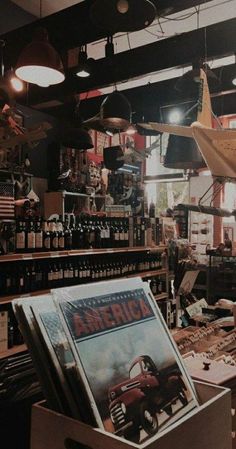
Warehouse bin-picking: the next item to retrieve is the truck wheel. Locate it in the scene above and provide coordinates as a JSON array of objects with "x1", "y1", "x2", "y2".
[
  {"x1": 140, "y1": 402, "x2": 159, "y2": 436},
  {"x1": 124, "y1": 426, "x2": 140, "y2": 443},
  {"x1": 178, "y1": 391, "x2": 188, "y2": 406}
]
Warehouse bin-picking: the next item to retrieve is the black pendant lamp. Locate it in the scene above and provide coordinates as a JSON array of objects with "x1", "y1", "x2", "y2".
[
  {"x1": 61, "y1": 126, "x2": 94, "y2": 150},
  {"x1": 175, "y1": 64, "x2": 219, "y2": 93},
  {"x1": 84, "y1": 91, "x2": 132, "y2": 134},
  {"x1": 90, "y1": 0, "x2": 157, "y2": 33},
  {"x1": 164, "y1": 134, "x2": 206, "y2": 170},
  {"x1": 103, "y1": 145, "x2": 124, "y2": 170}
]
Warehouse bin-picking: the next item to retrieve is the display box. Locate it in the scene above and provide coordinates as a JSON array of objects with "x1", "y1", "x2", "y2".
[{"x1": 31, "y1": 381, "x2": 232, "y2": 449}]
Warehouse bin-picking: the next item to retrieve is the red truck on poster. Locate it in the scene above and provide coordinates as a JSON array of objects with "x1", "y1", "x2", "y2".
[{"x1": 108, "y1": 355, "x2": 188, "y2": 442}]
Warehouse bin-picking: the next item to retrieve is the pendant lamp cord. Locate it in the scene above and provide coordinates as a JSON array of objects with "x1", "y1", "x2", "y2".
[
  {"x1": 0, "y1": 40, "x2": 5, "y2": 78},
  {"x1": 39, "y1": 0, "x2": 42, "y2": 19}
]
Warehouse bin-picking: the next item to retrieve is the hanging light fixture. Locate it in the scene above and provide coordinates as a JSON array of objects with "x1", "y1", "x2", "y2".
[
  {"x1": 61, "y1": 126, "x2": 94, "y2": 150},
  {"x1": 175, "y1": 60, "x2": 219, "y2": 93},
  {"x1": 164, "y1": 135, "x2": 206, "y2": 170},
  {"x1": 76, "y1": 46, "x2": 94, "y2": 78},
  {"x1": 90, "y1": 0, "x2": 157, "y2": 33},
  {"x1": 61, "y1": 99, "x2": 94, "y2": 150},
  {"x1": 15, "y1": 27, "x2": 65, "y2": 87},
  {"x1": 84, "y1": 90, "x2": 132, "y2": 134}
]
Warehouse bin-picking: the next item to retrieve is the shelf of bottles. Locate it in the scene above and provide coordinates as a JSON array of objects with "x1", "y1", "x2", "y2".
[
  {"x1": 13, "y1": 216, "x2": 160, "y2": 252},
  {"x1": 0, "y1": 252, "x2": 167, "y2": 303}
]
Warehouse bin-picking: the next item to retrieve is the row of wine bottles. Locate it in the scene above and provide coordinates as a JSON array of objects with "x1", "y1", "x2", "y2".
[
  {"x1": 0, "y1": 252, "x2": 166, "y2": 296},
  {"x1": 14, "y1": 216, "x2": 161, "y2": 253}
]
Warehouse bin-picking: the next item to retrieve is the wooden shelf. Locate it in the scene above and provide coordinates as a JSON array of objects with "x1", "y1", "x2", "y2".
[
  {"x1": 0, "y1": 343, "x2": 27, "y2": 360},
  {"x1": 0, "y1": 270, "x2": 167, "y2": 305},
  {"x1": 126, "y1": 268, "x2": 167, "y2": 279},
  {"x1": 0, "y1": 246, "x2": 166, "y2": 264}
]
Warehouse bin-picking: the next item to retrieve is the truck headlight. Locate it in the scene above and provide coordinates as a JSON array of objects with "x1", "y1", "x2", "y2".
[{"x1": 121, "y1": 402, "x2": 126, "y2": 414}]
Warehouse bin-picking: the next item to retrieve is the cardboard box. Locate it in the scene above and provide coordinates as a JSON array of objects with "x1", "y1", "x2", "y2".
[{"x1": 31, "y1": 382, "x2": 232, "y2": 449}]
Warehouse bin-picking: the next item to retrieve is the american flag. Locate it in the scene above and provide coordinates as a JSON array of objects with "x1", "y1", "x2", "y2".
[{"x1": 0, "y1": 183, "x2": 15, "y2": 219}]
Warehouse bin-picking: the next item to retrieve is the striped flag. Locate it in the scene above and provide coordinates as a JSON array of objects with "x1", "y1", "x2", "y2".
[{"x1": 0, "y1": 183, "x2": 15, "y2": 219}]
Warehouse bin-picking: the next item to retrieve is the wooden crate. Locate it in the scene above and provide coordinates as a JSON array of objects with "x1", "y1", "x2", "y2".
[{"x1": 31, "y1": 381, "x2": 232, "y2": 449}]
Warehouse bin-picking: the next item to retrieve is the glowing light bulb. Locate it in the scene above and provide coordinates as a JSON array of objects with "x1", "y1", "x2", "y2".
[
  {"x1": 10, "y1": 76, "x2": 24, "y2": 92},
  {"x1": 168, "y1": 109, "x2": 183, "y2": 124},
  {"x1": 117, "y1": 0, "x2": 129, "y2": 14}
]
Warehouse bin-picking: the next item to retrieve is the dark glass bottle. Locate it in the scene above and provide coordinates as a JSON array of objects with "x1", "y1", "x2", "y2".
[
  {"x1": 26, "y1": 220, "x2": 36, "y2": 253},
  {"x1": 15, "y1": 219, "x2": 26, "y2": 253},
  {"x1": 64, "y1": 217, "x2": 72, "y2": 250},
  {"x1": 43, "y1": 220, "x2": 51, "y2": 251},
  {"x1": 35, "y1": 219, "x2": 43, "y2": 251}
]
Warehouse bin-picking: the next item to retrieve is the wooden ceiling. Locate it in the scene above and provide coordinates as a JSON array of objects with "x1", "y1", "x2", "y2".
[{"x1": 1, "y1": 0, "x2": 236, "y2": 120}]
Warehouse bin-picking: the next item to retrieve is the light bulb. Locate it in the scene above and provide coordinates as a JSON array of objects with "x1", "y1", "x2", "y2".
[
  {"x1": 10, "y1": 76, "x2": 24, "y2": 92},
  {"x1": 232, "y1": 76, "x2": 236, "y2": 86},
  {"x1": 168, "y1": 109, "x2": 183, "y2": 124},
  {"x1": 76, "y1": 69, "x2": 90, "y2": 78},
  {"x1": 117, "y1": 0, "x2": 129, "y2": 13}
]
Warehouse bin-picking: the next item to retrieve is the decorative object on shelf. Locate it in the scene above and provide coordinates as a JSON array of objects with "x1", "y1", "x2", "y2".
[
  {"x1": 90, "y1": 0, "x2": 157, "y2": 33},
  {"x1": 15, "y1": 27, "x2": 65, "y2": 87}
]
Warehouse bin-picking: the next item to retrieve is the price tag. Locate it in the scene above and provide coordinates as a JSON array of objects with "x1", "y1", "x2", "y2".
[{"x1": 20, "y1": 293, "x2": 31, "y2": 298}]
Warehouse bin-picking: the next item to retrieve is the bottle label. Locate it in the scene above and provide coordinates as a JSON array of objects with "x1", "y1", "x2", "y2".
[
  {"x1": 44, "y1": 236, "x2": 51, "y2": 249},
  {"x1": 16, "y1": 232, "x2": 25, "y2": 249},
  {"x1": 58, "y1": 236, "x2": 65, "y2": 249},
  {"x1": 120, "y1": 232, "x2": 125, "y2": 240},
  {"x1": 52, "y1": 237, "x2": 59, "y2": 249},
  {"x1": 20, "y1": 277, "x2": 24, "y2": 287},
  {"x1": 115, "y1": 232, "x2": 120, "y2": 241},
  {"x1": 28, "y1": 232, "x2": 35, "y2": 249},
  {"x1": 35, "y1": 232, "x2": 43, "y2": 249},
  {"x1": 48, "y1": 272, "x2": 53, "y2": 282}
]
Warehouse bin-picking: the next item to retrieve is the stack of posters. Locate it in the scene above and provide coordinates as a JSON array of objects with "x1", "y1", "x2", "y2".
[{"x1": 13, "y1": 278, "x2": 198, "y2": 445}]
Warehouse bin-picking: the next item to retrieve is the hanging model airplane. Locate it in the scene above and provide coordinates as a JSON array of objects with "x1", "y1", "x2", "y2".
[
  {"x1": 117, "y1": 136, "x2": 160, "y2": 163},
  {"x1": 0, "y1": 103, "x2": 52, "y2": 150},
  {"x1": 138, "y1": 68, "x2": 236, "y2": 217}
]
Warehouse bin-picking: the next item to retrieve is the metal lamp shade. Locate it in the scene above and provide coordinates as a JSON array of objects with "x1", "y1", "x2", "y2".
[
  {"x1": 100, "y1": 91, "x2": 131, "y2": 129},
  {"x1": 61, "y1": 127, "x2": 94, "y2": 150},
  {"x1": 90, "y1": 0, "x2": 157, "y2": 33},
  {"x1": 84, "y1": 91, "x2": 132, "y2": 134},
  {"x1": 164, "y1": 135, "x2": 206, "y2": 170},
  {"x1": 175, "y1": 67, "x2": 219, "y2": 93},
  {"x1": 15, "y1": 28, "x2": 65, "y2": 87}
]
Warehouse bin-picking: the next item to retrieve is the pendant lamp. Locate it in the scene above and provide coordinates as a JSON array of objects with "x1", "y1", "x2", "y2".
[
  {"x1": 15, "y1": 27, "x2": 65, "y2": 87},
  {"x1": 164, "y1": 134, "x2": 206, "y2": 170},
  {"x1": 175, "y1": 64, "x2": 219, "y2": 93},
  {"x1": 90, "y1": 0, "x2": 157, "y2": 33},
  {"x1": 61, "y1": 126, "x2": 94, "y2": 150},
  {"x1": 103, "y1": 145, "x2": 124, "y2": 170},
  {"x1": 84, "y1": 90, "x2": 132, "y2": 134}
]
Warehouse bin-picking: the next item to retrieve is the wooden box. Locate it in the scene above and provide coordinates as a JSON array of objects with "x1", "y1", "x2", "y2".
[{"x1": 31, "y1": 382, "x2": 232, "y2": 449}]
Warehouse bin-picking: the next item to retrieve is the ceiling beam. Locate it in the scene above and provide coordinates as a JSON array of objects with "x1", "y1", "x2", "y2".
[
  {"x1": 1, "y1": 0, "x2": 216, "y2": 68},
  {"x1": 37, "y1": 63, "x2": 236, "y2": 121},
  {"x1": 20, "y1": 17, "x2": 236, "y2": 108}
]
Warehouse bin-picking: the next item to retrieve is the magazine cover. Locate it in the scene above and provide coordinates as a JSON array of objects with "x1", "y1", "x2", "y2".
[{"x1": 53, "y1": 278, "x2": 198, "y2": 446}]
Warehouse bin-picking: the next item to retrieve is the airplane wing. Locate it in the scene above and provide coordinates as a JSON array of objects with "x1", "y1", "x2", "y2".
[
  {"x1": 192, "y1": 125, "x2": 236, "y2": 179},
  {"x1": 0, "y1": 122, "x2": 51, "y2": 149},
  {"x1": 138, "y1": 122, "x2": 193, "y2": 138}
]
